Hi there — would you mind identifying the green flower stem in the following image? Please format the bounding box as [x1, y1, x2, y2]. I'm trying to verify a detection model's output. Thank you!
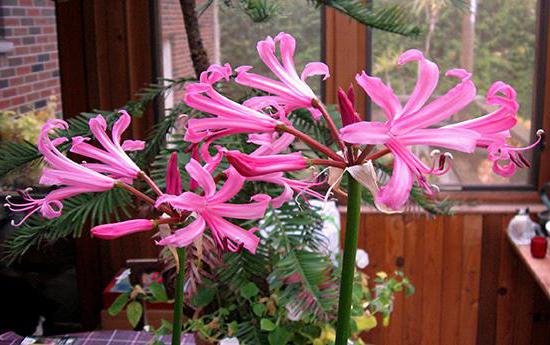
[335, 175, 362, 345]
[172, 248, 186, 345]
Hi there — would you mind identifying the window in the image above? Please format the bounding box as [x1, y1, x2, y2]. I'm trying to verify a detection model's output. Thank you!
[370, 0, 541, 188]
[0, 0, 63, 191]
[218, 0, 322, 96]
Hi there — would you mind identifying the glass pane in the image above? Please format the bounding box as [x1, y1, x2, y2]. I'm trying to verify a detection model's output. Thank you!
[371, 0, 537, 187]
[218, 0, 322, 96]
[0, 1, 63, 190]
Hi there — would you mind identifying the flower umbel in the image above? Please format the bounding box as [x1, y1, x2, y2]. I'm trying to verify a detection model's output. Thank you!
[70, 111, 144, 182]
[155, 160, 270, 253]
[236, 32, 330, 119]
[5, 119, 116, 225]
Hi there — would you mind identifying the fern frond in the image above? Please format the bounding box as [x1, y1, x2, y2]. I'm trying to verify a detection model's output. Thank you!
[270, 250, 337, 322]
[236, 320, 269, 345]
[312, 0, 421, 37]
[2, 188, 133, 263]
[0, 141, 41, 178]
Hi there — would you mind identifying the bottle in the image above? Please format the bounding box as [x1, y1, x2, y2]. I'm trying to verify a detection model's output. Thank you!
[508, 208, 540, 245]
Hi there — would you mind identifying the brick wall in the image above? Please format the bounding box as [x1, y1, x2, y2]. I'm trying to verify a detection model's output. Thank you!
[0, 0, 61, 113]
[160, 0, 218, 103]
[0, 0, 219, 113]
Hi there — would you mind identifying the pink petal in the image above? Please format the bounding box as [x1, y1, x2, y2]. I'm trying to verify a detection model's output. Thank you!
[337, 88, 361, 126]
[271, 183, 293, 208]
[226, 151, 307, 177]
[392, 69, 476, 134]
[166, 152, 183, 195]
[203, 214, 260, 254]
[300, 62, 330, 81]
[112, 110, 131, 145]
[209, 194, 271, 220]
[208, 168, 245, 204]
[185, 159, 217, 197]
[398, 128, 480, 153]
[492, 160, 516, 177]
[157, 217, 206, 247]
[340, 121, 390, 145]
[398, 49, 439, 117]
[375, 155, 414, 210]
[355, 71, 402, 121]
[92, 219, 154, 240]
[155, 192, 205, 211]
[121, 140, 145, 151]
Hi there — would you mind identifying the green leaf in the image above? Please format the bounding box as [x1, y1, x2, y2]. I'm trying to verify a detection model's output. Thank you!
[191, 286, 216, 308]
[252, 303, 267, 317]
[108, 293, 129, 316]
[260, 318, 276, 331]
[126, 301, 143, 328]
[240, 282, 260, 299]
[149, 282, 168, 302]
[268, 326, 291, 345]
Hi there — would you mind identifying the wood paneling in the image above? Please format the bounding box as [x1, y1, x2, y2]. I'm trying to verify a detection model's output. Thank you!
[55, 0, 158, 329]
[323, 8, 367, 115]
[340, 211, 550, 345]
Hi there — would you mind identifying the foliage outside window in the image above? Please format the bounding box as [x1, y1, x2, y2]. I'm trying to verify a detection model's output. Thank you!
[371, 0, 538, 188]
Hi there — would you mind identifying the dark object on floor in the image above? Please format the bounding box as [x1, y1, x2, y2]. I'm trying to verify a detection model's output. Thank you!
[0, 330, 196, 345]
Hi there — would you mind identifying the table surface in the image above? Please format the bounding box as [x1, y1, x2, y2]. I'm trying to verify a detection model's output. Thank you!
[0, 330, 196, 345]
[509, 235, 550, 300]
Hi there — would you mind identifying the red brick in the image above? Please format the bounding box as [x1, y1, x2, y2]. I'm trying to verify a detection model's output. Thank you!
[27, 8, 40, 16]
[3, 88, 17, 97]
[18, 84, 33, 94]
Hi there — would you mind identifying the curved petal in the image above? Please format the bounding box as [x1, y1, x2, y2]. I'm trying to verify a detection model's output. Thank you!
[392, 69, 476, 134]
[185, 159, 217, 197]
[398, 128, 480, 153]
[356, 71, 402, 121]
[301, 62, 330, 81]
[398, 49, 439, 117]
[209, 194, 271, 219]
[155, 192, 205, 211]
[492, 160, 516, 177]
[271, 183, 293, 208]
[112, 110, 132, 146]
[340, 121, 390, 145]
[204, 214, 260, 254]
[275, 32, 299, 79]
[92, 219, 154, 240]
[157, 217, 206, 247]
[121, 140, 145, 151]
[208, 168, 245, 204]
[375, 155, 414, 211]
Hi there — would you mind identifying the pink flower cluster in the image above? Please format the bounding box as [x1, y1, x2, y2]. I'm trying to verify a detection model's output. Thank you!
[5, 32, 544, 254]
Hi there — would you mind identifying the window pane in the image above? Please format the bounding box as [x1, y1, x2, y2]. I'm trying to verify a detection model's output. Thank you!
[218, 0, 322, 95]
[371, 0, 538, 187]
[0, 1, 63, 190]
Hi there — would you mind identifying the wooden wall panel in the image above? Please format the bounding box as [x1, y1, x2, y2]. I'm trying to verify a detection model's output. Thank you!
[324, 8, 367, 115]
[340, 211, 550, 345]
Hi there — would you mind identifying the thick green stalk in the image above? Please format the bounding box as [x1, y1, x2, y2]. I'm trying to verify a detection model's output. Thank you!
[172, 248, 186, 345]
[335, 175, 362, 345]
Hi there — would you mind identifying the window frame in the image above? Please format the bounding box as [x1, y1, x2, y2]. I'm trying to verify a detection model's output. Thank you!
[324, 1, 550, 199]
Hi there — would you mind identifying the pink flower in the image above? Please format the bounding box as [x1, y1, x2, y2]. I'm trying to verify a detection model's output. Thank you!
[184, 64, 282, 143]
[166, 152, 183, 195]
[235, 32, 329, 119]
[155, 159, 270, 253]
[91, 219, 154, 240]
[5, 119, 115, 225]
[444, 81, 544, 177]
[70, 111, 144, 182]
[225, 132, 321, 208]
[340, 50, 480, 210]
[337, 85, 361, 126]
[225, 151, 307, 177]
